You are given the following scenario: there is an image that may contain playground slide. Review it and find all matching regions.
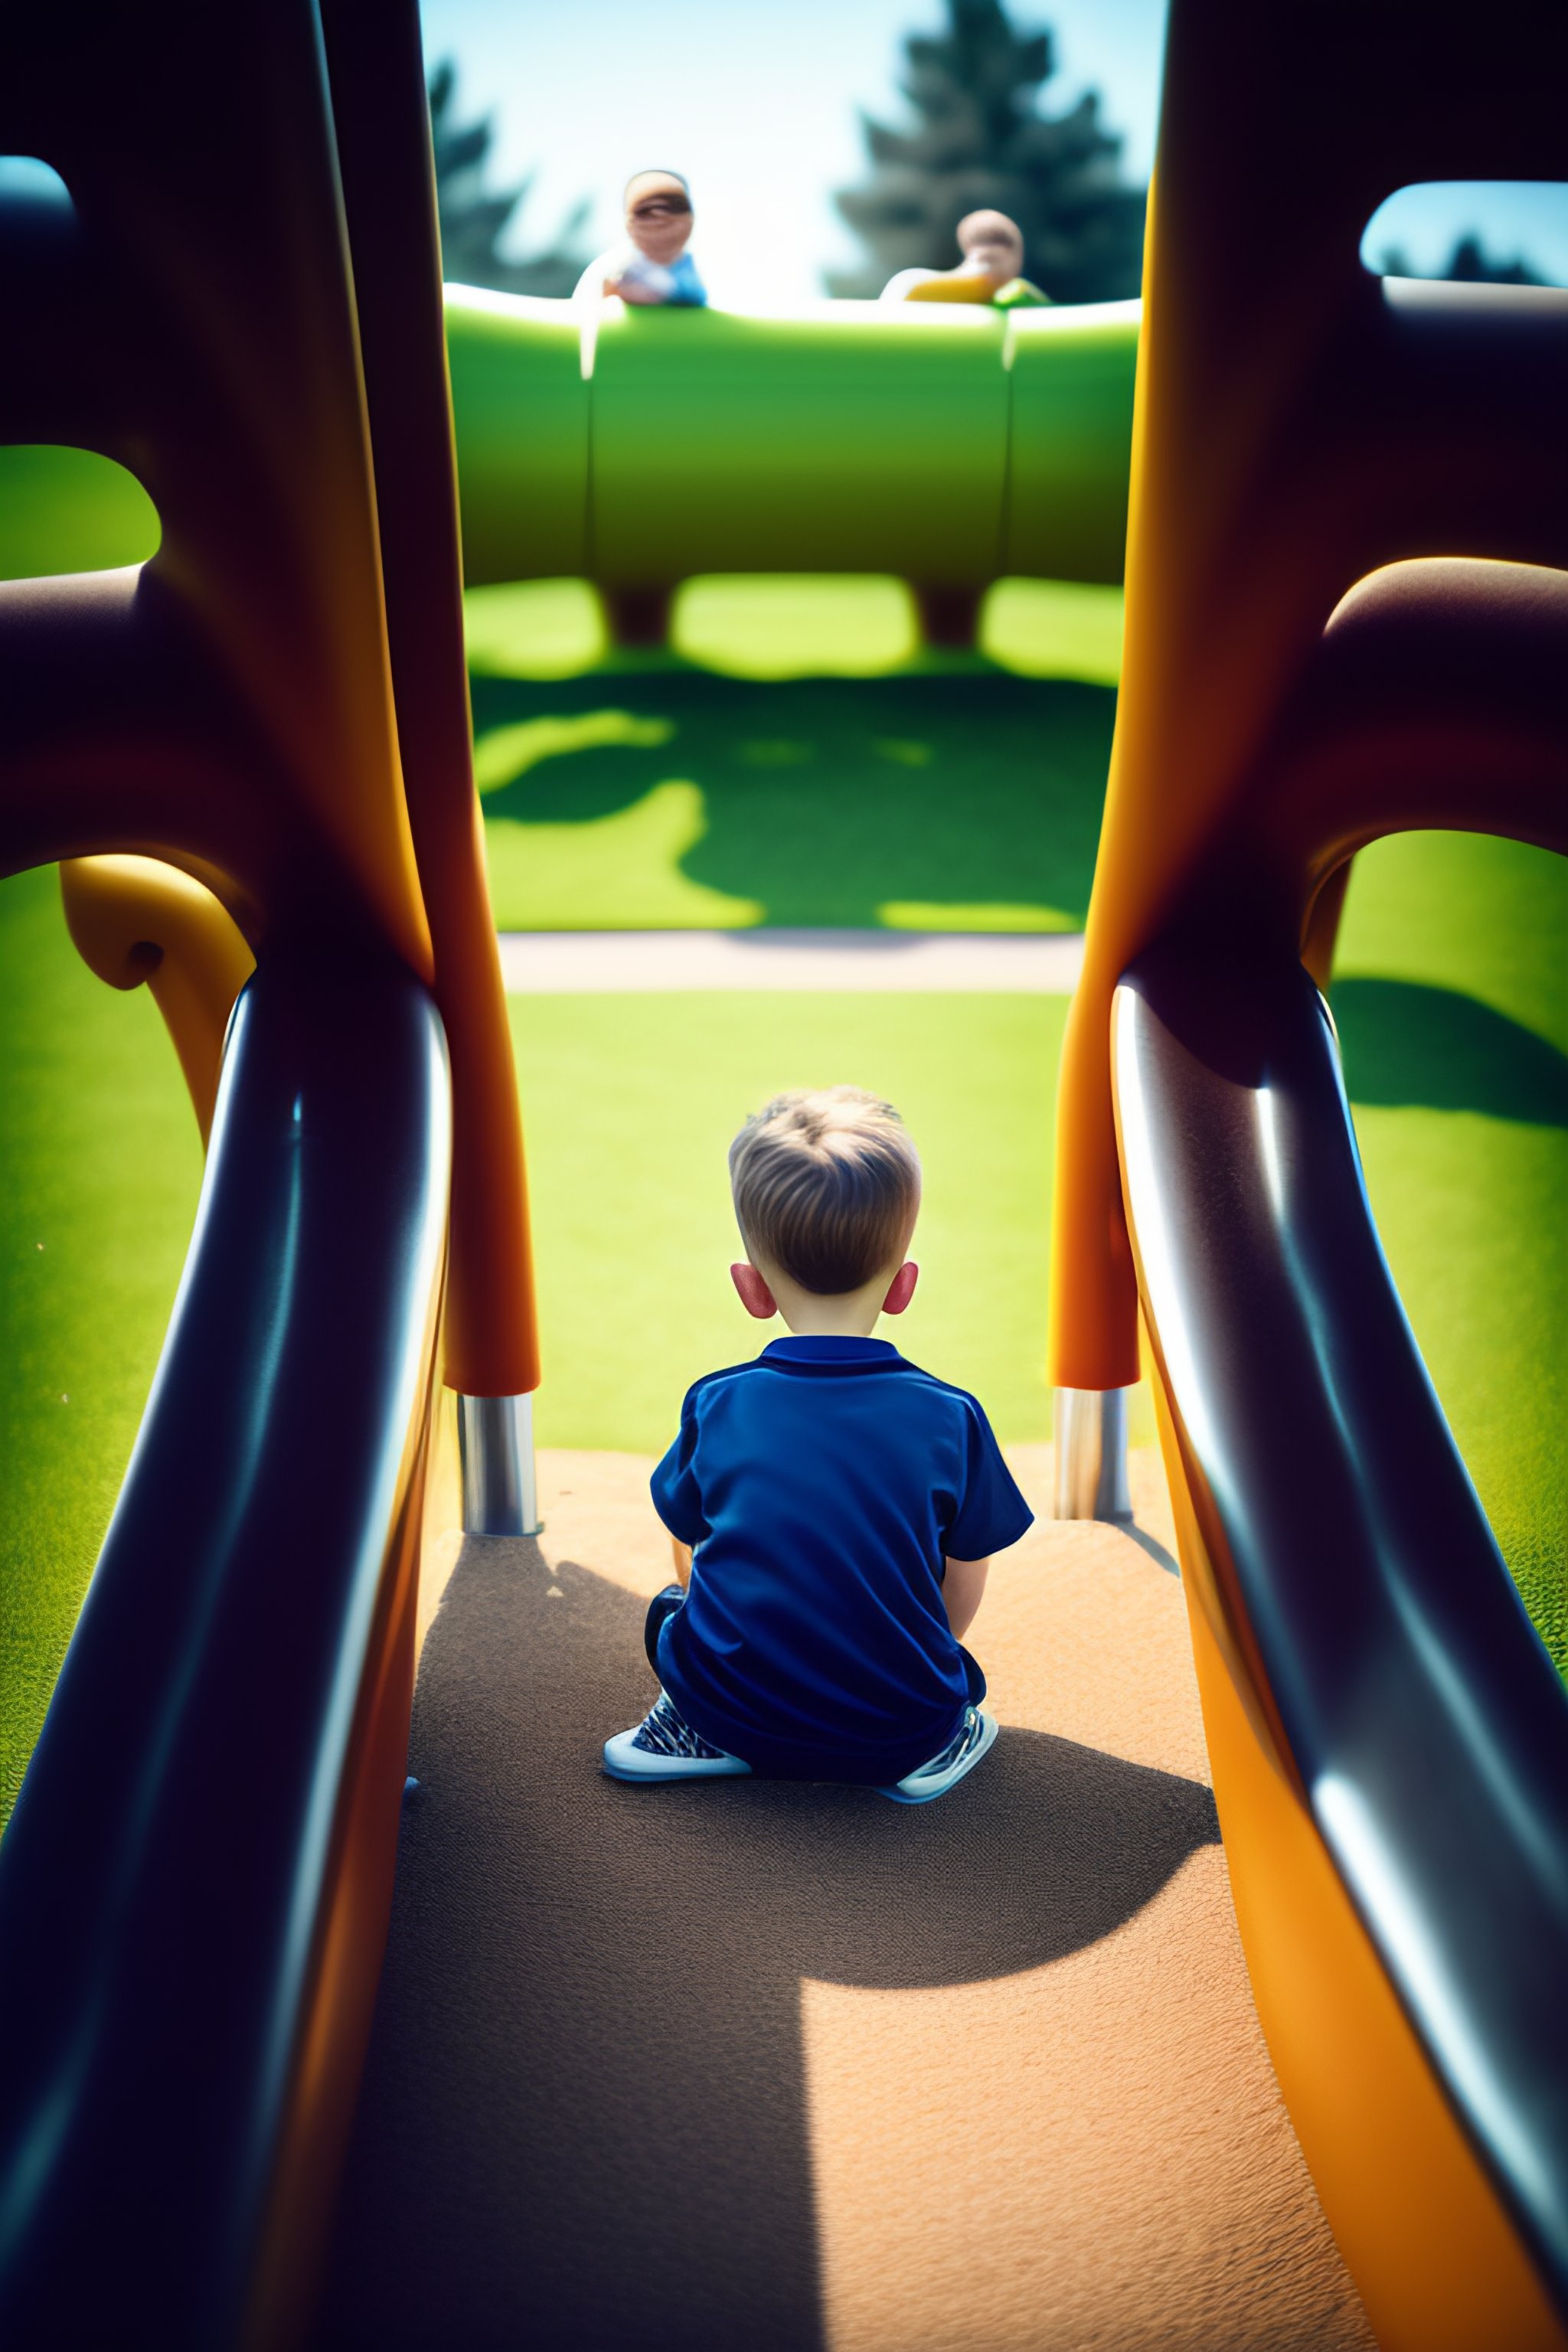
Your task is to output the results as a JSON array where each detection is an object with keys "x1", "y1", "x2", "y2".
[
  {"x1": 1044, "y1": 2, "x2": 1568, "y2": 2329},
  {"x1": 1113, "y1": 940, "x2": 1568, "y2": 2344},
  {"x1": 3, "y1": 4, "x2": 1566, "y2": 2347},
  {"x1": 0, "y1": 8, "x2": 524, "y2": 2342},
  {"x1": 0, "y1": 946, "x2": 449, "y2": 2350}
]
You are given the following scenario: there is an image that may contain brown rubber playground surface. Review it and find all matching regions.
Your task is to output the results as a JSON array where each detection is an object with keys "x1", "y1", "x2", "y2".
[{"x1": 316, "y1": 1446, "x2": 1376, "y2": 2351}]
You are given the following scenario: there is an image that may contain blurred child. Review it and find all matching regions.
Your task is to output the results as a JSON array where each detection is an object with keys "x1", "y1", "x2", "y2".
[
  {"x1": 576, "y1": 168, "x2": 707, "y2": 308},
  {"x1": 603, "y1": 1087, "x2": 1033, "y2": 1805},
  {"x1": 880, "y1": 208, "x2": 1047, "y2": 306}
]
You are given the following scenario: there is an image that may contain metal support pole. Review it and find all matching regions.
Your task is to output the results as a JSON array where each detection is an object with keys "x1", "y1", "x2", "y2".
[
  {"x1": 457, "y1": 1393, "x2": 542, "y2": 1536},
  {"x1": 1054, "y1": 1386, "x2": 1132, "y2": 1521}
]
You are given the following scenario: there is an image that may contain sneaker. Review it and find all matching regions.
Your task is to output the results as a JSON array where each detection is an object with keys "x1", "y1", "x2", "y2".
[
  {"x1": 878, "y1": 1705, "x2": 998, "y2": 1806},
  {"x1": 603, "y1": 1690, "x2": 753, "y2": 1783}
]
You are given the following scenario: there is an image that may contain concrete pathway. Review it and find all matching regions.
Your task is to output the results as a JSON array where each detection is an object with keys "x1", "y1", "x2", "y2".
[{"x1": 497, "y1": 928, "x2": 1086, "y2": 993}]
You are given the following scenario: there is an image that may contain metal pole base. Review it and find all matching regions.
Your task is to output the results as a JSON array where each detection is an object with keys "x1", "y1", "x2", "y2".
[
  {"x1": 1054, "y1": 1386, "x2": 1132, "y2": 1521},
  {"x1": 457, "y1": 1393, "x2": 542, "y2": 1537}
]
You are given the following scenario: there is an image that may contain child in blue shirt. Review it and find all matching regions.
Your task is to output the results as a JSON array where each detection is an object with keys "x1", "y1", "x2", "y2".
[
  {"x1": 573, "y1": 169, "x2": 708, "y2": 309},
  {"x1": 603, "y1": 1087, "x2": 1033, "y2": 1805}
]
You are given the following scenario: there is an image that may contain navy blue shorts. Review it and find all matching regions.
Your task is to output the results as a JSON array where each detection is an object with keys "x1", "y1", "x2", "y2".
[{"x1": 642, "y1": 1584, "x2": 985, "y2": 1707}]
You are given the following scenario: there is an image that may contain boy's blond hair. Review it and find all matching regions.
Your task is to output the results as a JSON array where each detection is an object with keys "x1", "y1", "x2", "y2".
[{"x1": 729, "y1": 1086, "x2": 921, "y2": 1296}]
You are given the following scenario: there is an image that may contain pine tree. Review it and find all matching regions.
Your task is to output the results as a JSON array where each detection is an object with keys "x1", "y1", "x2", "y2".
[
  {"x1": 829, "y1": 0, "x2": 1145, "y2": 303},
  {"x1": 1374, "y1": 233, "x2": 1546, "y2": 286},
  {"x1": 1442, "y1": 233, "x2": 1544, "y2": 286},
  {"x1": 428, "y1": 60, "x2": 590, "y2": 298}
]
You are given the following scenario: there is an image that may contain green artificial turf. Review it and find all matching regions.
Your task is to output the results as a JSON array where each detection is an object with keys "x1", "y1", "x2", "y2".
[
  {"x1": 3, "y1": 805, "x2": 1561, "y2": 1829},
  {"x1": 0, "y1": 443, "x2": 160, "y2": 580},
  {"x1": 510, "y1": 991, "x2": 1076, "y2": 1459},
  {"x1": 462, "y1": 574, "x2": 1125, "y2": 688},
  {"x1": 0, "y1": 864, "x2": 203, "y2": 1825},
  {"x1": 1334, "y1": 831, "x2": 1568, "y2": 1671},
  {"x1": 668, "y1": 576, "x2": 923, "y2": 678},
  {"x1": 473, "y1": 671, "x2": 1115, "y2": 933},
  {"x1": 8, "y1": 445, "x2": 1550, "y2": 1729}
]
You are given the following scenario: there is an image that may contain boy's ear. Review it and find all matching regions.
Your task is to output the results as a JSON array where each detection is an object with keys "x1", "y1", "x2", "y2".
[
  {"x1": 881, "y1": 1260, "x2": 919, "y2": 1315},
  {"x1": 730, "y1": 1261, "x2": 777, "y2": 1320}
]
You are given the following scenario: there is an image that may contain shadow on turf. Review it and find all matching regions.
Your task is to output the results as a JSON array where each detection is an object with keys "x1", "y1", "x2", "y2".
[
  {"x1": 469, "y1": 671, "x2": 1116, "y2": 932},
  {"x1": 318, "y1": 1540, "x2": 1219, "y2": 2352},
  {"x1": 1334, "y1": 978, "x2": 1568, "y2": 1127}
]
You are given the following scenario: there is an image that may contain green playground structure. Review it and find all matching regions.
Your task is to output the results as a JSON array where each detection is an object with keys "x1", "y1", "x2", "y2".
[
  {"x1": 0, "y1": 292, "x2": 1140, "y2": 617},
  {"x1": 446, "y1": 292, "x2": 1138, "y2": 608}
]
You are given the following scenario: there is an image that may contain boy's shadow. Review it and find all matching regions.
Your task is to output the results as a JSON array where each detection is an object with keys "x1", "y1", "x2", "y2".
[{"x1": 316, "y1": 1541, "x2": 1220, "y2": 2352}]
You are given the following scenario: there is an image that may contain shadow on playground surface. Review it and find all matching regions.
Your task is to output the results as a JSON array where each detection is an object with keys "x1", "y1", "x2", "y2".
[{"x1": 317, "y1": 1536, "x2": 1221, "y2": 2352}]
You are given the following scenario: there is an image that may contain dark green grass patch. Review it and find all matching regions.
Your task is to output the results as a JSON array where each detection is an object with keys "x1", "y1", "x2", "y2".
[
  {"x1": 1333, "y1": 978, "x2": 1568, "y2": 1125},
  {"x1": 472, "y1": 671, "x2": 1115, "y2": 933}
]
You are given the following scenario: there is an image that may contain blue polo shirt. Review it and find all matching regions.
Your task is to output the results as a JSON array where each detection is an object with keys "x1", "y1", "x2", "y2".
[{"x1": 649, "y1": 1336, "x2": 1034, "y2": 1783}]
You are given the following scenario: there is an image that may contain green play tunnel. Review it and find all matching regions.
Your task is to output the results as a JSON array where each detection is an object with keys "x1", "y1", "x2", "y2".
[
  {"x1": 0, "y1": 295, "x2": 1140, "y2": 597},
  {"x1": 443, "y1": 292, "x2": 1140, "y2": 593}
]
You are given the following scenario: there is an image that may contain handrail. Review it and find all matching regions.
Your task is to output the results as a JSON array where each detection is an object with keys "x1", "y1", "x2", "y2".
[
  {"x1": 1115, "y1": 940, "x2": 1568, "y2": 2348},
  {"x1": 0, "y1": 943, "x2": 449, "y2": 2349},
  {"x1": 58, "y1": 854, "x2": 256, "y2": 1145}
]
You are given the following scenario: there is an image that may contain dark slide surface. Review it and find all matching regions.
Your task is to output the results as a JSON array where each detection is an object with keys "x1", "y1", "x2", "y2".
[
  {"x1": 0, "y1": 946, "x2": 449, "y2": 2351},
  {"x1": 1113, "y1": 945, "x2": 1568, "y2": 2317},
  {"x1": 317, "y1": 1534, "x2": 1220, "y2": 2352}
]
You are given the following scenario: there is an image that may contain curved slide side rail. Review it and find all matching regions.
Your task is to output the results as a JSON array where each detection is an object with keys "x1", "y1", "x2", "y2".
[
  {"x1": 1112, "y1": 946, "x2": 1568, "y2": 2352},
  {"x1": 0, "y1": 943, "x2": 451, "y2": 2352}
]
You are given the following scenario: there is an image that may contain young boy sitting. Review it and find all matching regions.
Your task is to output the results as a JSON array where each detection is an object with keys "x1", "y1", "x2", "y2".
[{"x1": 603, "y1": 1086, "x2": 1034, "y2": 1805}]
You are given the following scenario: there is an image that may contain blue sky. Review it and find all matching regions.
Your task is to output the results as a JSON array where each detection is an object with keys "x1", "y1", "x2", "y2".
[
  {"x1": 416, "y1": 0, "x2": 1168, "y2": 304},
  {"x1": 1364, "y1": 183, "x2": 1568, "y2": 285},
  {"x1": 416, "y1": 0, "x2": 1568, "y2": 302}
]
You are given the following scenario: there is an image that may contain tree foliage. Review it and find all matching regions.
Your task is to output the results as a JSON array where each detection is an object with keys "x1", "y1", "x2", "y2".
[
  {"x1": 1376, "y1": 232, "x2": 1547, "y2": 286},
  {"x1": 1439, "y1": 233, "x2": 1545, "y2": 286},
  {"x1": 428, "y1": 60, "x2": 590, "y2": 297},
  {"x1": 830, "y1": 0, "x2": 1145, "y2": 302}
]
